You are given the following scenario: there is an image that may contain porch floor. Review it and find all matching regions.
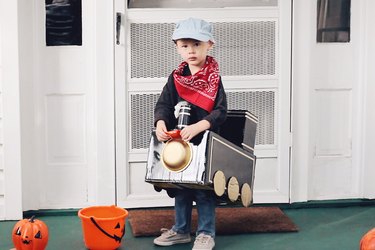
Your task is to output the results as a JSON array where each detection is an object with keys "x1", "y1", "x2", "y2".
[{"x1": 1, "y1": 201, "x2": 375, "y2": 250}]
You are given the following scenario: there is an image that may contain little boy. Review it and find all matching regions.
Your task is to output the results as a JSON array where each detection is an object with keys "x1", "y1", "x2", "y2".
[{"x1": 153, "y1": 17, "x2": 227, "y2": 250}]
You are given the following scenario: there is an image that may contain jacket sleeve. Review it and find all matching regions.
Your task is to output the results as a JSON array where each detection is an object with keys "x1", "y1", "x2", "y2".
[
  {"x1": 202, "y1": 78, "x2": 227, "y2": 131},
  {"x1": 153, "y1": 74, "x2": 178, "y2": 130}
]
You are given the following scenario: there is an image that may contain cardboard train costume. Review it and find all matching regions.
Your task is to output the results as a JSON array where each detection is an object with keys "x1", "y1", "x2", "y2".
[{"x1": 146, "y1": 109, "x2": 258, "y2": 207}]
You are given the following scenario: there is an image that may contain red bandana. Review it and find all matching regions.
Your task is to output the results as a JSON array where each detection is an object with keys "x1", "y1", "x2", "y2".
[{"x1": 173, "y1": 56, "x2": 220, "y2": 112}]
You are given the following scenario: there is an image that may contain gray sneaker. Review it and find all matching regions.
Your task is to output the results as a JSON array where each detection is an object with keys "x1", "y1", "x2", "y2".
[
  {"x1": 193, "y1": 233, "x2": 215, "y2": 250},
  {"x1": 153, "y1": 228, "x2": 191, "y2": 246}
]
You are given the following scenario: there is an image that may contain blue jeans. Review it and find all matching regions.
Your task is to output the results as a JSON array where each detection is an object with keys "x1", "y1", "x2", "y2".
[{"x1": 172, "y1": 189, "x2": 216, "y2": 237}]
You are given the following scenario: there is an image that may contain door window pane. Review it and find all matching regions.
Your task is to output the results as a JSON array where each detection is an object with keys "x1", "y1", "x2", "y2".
[{"x1": 46, "y1": 0, "x2": 82, "y2": 46}]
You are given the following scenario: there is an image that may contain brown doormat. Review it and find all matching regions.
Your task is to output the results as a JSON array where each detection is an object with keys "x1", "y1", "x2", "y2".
[{"x1": 128, "y1": 206, "x2": 298, "y2": 237}]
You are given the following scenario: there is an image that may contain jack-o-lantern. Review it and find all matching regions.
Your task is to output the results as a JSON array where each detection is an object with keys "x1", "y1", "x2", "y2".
[
  {"x1": 12, "y1": 215, "x2": 49, "y2": 250},
  {"x1": 360, "y1": 228, "x2": 375, "y2": 250},
  {"x1": 78, "y1": 205, "x2": 128, "y2": 249}
]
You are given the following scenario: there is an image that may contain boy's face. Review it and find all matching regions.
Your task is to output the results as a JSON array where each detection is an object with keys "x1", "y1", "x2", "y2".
[{"x1": 175, "y1": 39, "x2": 213, "y2": 69}]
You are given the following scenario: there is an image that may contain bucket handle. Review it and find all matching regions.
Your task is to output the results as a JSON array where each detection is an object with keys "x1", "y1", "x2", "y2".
[{"x1": 90, "y1": 217, "x2": 125, "y2": 242}]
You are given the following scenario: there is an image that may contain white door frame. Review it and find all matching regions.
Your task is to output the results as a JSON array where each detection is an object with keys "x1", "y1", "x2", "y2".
[
  {"x1": 93, "y1": 0, "x2": 117, "y2": 206},
  {"x1": 114, "y1": 0, "x2": 128, "y2": 207},
  {"x1": 115, "y1": 1, "x2": 292, "y2": 207}
]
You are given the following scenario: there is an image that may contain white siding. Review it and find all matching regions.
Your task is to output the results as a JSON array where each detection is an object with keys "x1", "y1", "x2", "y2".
[
  {"x1": 362, "y1": 0, "x2": 375, "y2": 198},
  {"x1": 0, "y1": 4, "x2": 5, "y2": 219},
  {"x1": 0, "y1": 0, "x2": 23, "y2": 220}
]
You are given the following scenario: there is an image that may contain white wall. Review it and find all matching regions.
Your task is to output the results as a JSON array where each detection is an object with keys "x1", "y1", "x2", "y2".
[
  {"x1": 290, "y1": 0, "x2": 312, "y2": 202},
  {"x1": 18, "y1": 0, "x2": 39, "y2": 211},
  {"x1": 291, "y1": 0, "x2": 374, "y2": 202},
  {"x1": 1, "y1": 0, "x2": 375, "y2": 216},
  {"x1": 0, "y1": 0, "x2": 4, "y2": 218},
  {"x1": 362, "y1": 0, "x2": 375, "y2": 198}
]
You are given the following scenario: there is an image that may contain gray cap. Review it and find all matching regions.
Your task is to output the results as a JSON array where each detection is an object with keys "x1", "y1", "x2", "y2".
[{"x1": 172, "y1": 18, "x2": 215, "y2": 43}]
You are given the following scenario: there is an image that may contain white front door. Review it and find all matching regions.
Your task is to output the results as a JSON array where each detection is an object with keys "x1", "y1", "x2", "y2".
[
  {"x1": 23, "y1": 0, "x2": 115, "y2": 210},
  {"x1": 115, "y1": 1, "x2": 292, "y2": 208}
]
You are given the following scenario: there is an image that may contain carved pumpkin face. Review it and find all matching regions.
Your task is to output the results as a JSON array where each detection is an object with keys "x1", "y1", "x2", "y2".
[
  {"x1": 112, "y1": 221, "x2": 125, "y2": 241},
  {"x1": 12, "y1": 216, "x2": 49, "y2": 250},
  {"x1": 92, "y1": 219, "x2": 125, "y2": 242}
]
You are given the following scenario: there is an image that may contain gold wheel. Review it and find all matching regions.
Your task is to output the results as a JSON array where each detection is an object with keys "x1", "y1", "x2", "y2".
[
  {"x1": 240, "y1": 183, "x2": 252, "y2": 207},
  {"x1": 213, "y1": 171, "x2": 226, "y2": 197},
  {"x1": 227, "y1": 176, "x2": 240, "y2": 202}
]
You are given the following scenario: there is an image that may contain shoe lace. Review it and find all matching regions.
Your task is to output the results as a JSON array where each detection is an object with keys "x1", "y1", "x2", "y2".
[
  {"x1": 196, "y1": 234, "x2": 211, "y2": 244},
  {"x1": 160, "y1": 228, "x2": 176, "y2": 237}
]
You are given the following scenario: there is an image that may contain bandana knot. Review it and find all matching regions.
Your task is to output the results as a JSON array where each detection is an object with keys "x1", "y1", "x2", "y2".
[{"x1": 173, "y1": 56, "x2": 220, "y2": 112}]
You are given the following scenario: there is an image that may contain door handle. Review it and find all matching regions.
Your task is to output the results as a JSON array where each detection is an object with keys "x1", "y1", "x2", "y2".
[{"x1": 116, "y1": 12, "x2": 122, "y2": 45}]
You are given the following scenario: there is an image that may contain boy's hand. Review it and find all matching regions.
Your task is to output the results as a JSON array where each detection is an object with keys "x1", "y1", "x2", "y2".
[
  {"x1": 180, "y1": 120, "x2": 211, "y2": 141},
  {"x1": 155, "y1": 120, "x2": 170, "y2": 142}
]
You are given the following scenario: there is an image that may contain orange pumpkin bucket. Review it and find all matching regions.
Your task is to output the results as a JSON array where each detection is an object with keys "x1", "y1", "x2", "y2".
[{"x1": 78, "y1": 205, "x2": 128, "y2": 250}]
